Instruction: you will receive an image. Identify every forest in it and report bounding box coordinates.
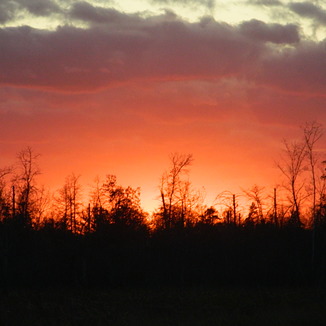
[1,121,326,291]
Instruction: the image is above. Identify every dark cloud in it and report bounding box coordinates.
[247,0,282,6]
[20,0,60,16]
[70,1,131,24]
[289,2,326,25]
[0,0,19,24]
[70,2,181,29]
[0,6,324,95]
[0,0,60,24]
[260,40,326,94]
[0,12,264,90]
[151,0,215,10]
[239,19,299,44]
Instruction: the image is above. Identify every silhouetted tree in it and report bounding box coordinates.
[302,122,323,225]
[32,186,51,230]
[199,206,219,225]
[222,208,233,225]
[301,122,324,269]
[0,167,12,222]
[56,173,82,233]
[13,147,40,227]
[159,153,193,229]
[215,191,241,226]
[243,185,266,224]
[245,202,259,226]
[178,180,205,227]
[277,139,306,226]
[90,175,146,232]
[271,187,278,226]
[315,162,326,227]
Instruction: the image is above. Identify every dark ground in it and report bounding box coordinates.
[1,285,326,326]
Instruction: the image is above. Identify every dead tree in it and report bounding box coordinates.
[243,185,266,224]
[302,121,323,225]
[57,173,82,233]
[160,153,193,229]
[14,147,40,226]
[277,139,306,226]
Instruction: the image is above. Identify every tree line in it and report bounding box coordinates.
[1,122,325,231]
[0,121,326,290]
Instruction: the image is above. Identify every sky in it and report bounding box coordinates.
[1,0,326,212]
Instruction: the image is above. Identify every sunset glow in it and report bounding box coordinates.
[1,0,326,213]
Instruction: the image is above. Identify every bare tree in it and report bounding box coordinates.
[178,181,205,227]
[0,167,12,221]
[32,186,51,229]
[159,153,193,229]
[56,173,82,233]
[302,122,324,271]
[90,176,104,211]
[214,191,241,226]
[277,139,307,225]
[302,121,323,224]
[243,185,266,224]
[316,161,326,224]
[14,147,40,225]
[86,176,106,233]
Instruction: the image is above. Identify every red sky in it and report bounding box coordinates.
[1,0,326,211]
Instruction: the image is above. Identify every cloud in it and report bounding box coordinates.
[260,39,326,94]
[247,0,282,6]
[0,0,60,24]
[19,0,60,16]
[289,2,326,25]
[0,5,325,96]
[239,19,299,44]
[0,0,19,24]
[70,1,137,25]
[150,0,215,10]
[0,12,265,91]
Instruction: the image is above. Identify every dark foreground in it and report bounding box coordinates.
[1,285,326,326]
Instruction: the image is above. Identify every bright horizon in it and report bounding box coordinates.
[1,0,326,213]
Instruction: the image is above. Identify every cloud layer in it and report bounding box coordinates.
[1,2,322,95]
[0,1,325,95]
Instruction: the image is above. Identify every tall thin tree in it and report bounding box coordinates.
[15,147,40,225]
[277,139,306,225]
[160,153,193,229]
[302,121,323,225]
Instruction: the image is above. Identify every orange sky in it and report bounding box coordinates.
[1,0,326,212]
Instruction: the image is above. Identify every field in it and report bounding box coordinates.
[1,285,326,326]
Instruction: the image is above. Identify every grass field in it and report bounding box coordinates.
[1,285,326,325]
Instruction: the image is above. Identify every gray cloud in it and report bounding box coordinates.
[289,2,326,25]
[20,0,60,16]
[247,0,282,7]
[150,0,215,10]
[70,2,120,24]
[0,0,19,24]
[0,12,263,90]
[260,40,326,94]
[70,1,143,25]
[239,19,299,44]
[0,6,324,95]
[0,0,60,24]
